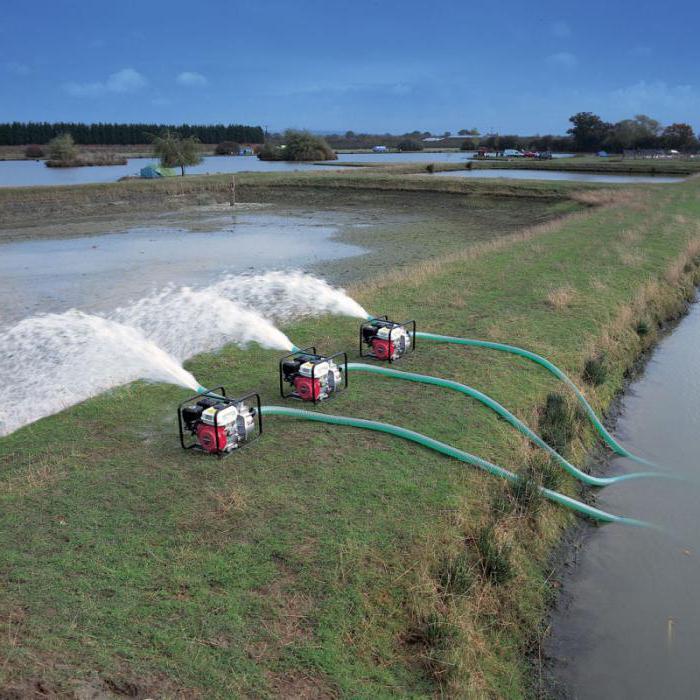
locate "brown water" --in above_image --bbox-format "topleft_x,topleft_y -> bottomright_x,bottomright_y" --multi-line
546,299 -> 700,698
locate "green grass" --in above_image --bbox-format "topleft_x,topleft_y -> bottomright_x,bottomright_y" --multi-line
1,176 -> 700,697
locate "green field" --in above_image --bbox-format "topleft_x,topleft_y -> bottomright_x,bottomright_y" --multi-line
1,173 -> 699,697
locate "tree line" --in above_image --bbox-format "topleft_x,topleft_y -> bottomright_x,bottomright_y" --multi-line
567,113 -> 697,152
0,122 -> 265,146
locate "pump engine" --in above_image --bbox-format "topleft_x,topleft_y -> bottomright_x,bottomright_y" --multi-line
360,316 -> 416,362
279,347 -> 348,403
178,388 -> 262,455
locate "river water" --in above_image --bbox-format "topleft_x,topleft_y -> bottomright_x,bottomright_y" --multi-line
546,299 -> 700,698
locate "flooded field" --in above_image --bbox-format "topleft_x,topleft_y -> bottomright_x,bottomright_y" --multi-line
0,211 -> 368,326
547,299 -> 700,698
434,168 -> 685,184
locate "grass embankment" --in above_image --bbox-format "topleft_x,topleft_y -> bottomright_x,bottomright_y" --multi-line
1,178 -> 700,697
466,155 -> 700,176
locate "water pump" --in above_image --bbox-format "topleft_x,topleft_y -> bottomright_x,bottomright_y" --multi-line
279,347 -> 348,403
178,388 -> 262,456
360,316 -> 416,362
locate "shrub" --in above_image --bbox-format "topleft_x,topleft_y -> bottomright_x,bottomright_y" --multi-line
258,130 -> 336,161
24,144 -> 45,158
460,139 -> 477,151
582,355 -> 607,386
471,526 -> 513,585
48,133 -> 78,163
539,392 -> 578,454
397,139 -> 423,152
426,163 -> 435,173
215,141 -> 241,155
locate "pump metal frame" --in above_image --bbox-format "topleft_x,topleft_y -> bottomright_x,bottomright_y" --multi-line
279,346 -> 349,404
359,316 -> 416,363
178,387 -> 263,457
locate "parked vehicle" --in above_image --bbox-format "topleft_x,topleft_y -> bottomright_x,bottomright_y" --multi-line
503,148 -> 524,157
537,151 -> 553,160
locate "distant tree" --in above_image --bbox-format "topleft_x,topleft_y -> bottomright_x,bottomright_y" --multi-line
443,131 -> 452,137
662,123 -> 696,151
344,130 -> 356,139
605,115 -> 662,151
48,133 -> 78,163
24,144 -> 44,158
215,140 -> 241,155
152,130 -> 202,175
458,129 -> 469,136
567,112 -> 611,152
397,139 -> 424,151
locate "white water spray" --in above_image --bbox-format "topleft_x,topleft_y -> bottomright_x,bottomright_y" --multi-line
112,286 -> 295,360
213,271 -> 370,322
0,310 -> 200,436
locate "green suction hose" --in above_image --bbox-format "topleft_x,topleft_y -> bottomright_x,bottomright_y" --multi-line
415,331 -> 657,469
261,405 -> 647,527
346,363 -> 660,487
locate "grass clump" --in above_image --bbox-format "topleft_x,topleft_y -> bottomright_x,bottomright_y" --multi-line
436,551 -> 474,597
470,526 -> 513,585
527,450 -> 563,492
539,392 -> 579,454
635,318 -> 651,336
582,354 -> 608,386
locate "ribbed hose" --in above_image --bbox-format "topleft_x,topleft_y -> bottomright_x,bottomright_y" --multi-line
261,405 -> 647,527
416,331 -> 657,469
346,363 -> 659,487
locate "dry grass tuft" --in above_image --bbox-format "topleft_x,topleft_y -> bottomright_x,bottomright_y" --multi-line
545,285 -> 576,311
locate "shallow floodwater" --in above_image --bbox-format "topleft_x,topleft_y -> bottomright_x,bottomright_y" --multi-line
0,212 -> 365,326
434,168 -> 684,184
547,299 -> 700,698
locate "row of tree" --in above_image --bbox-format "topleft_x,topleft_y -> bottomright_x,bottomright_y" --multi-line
0,122 -> 264,146
567,113 -> 697,152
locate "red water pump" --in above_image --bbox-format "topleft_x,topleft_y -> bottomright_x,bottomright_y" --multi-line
178,388 -> 262,456
360,316 -> 416,362
279,347 -> 348,403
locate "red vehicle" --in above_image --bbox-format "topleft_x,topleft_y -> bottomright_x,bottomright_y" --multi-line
523,151 -> 538,158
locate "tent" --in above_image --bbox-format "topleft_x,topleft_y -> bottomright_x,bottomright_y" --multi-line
140,164 -> 176,178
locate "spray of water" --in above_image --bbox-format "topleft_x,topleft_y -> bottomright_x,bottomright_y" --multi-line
112,286 -> 295,360
213,271 -> 370,322
0,310 -> 201,436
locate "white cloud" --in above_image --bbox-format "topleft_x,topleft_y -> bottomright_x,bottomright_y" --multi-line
64,68 -> 147,97
3,61 -> 30,76
176,71 -> 208,87
551,20 -> 571,38
610,81 -> 699,114
546,52 -> 578,68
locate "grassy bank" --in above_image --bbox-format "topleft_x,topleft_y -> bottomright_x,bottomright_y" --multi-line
1,176 -> 700,697
466,155 -> 700,176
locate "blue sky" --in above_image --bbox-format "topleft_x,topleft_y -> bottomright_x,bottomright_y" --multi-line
1,0 -> 698,134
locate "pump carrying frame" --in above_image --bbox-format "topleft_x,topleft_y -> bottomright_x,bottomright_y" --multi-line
279,346 -> 349,404
359,315 -> 416,363
178,387 -> 263,456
